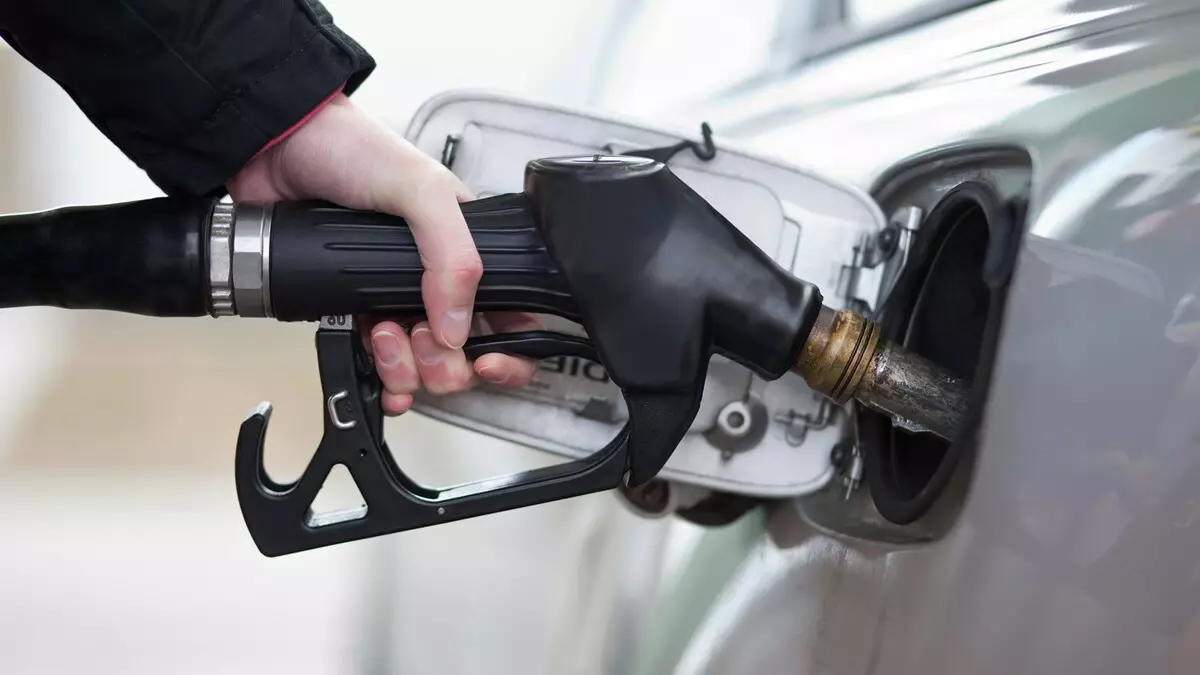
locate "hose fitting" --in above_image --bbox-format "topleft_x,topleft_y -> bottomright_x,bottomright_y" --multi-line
795,307 -> 880,404
793,306 -> 971,443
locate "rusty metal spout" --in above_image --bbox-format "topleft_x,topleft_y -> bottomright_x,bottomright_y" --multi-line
793,306 -> 971,443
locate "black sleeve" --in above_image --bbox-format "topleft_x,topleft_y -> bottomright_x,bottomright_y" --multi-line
0,1 -> 376,197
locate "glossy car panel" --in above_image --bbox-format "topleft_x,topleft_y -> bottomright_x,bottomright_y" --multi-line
623,1 -> 1200,673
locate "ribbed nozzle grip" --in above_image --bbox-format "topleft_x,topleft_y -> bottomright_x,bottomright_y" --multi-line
267,194 -> 578,322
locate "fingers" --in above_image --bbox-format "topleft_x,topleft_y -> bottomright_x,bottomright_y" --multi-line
409,321 -> 475,395
473,312 -> 541,388
368,321 -> 421,416
382,392 -> 414,416
363,312 -> 544,415
396,166 -> 481,351
375,160 -> 481,351
365,319 -> 474,416
474,353 -> 538,388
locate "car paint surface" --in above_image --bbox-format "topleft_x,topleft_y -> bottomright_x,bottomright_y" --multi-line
623,1 -> 1200,673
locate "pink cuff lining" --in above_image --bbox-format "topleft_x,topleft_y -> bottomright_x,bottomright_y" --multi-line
251,83 -> 345,160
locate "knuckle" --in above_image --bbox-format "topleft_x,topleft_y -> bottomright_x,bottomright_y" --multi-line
382,375 -> 417,396
450,257 -> 484,286
421,243 -> 482,283
444,366 -> 476,394
423,379 -> 456,396
428,252 -> 482,290
419,368 -> 460,396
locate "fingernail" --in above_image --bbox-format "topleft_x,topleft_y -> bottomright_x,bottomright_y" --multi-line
410,326 -> 442,365
440,308 -> 471,348
478,365 -> 510,386
372,331 -> 404,367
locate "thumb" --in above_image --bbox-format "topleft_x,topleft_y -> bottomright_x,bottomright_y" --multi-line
390,165 -> 482,349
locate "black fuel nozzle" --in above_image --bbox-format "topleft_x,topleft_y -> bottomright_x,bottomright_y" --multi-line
0,155 -> 968,558
229,155 -> 825,556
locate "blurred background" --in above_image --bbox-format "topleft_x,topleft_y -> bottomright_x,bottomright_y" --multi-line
0,2 -> 793,674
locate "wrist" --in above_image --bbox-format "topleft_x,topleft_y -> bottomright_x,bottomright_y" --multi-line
252,85 -> 347,162
227,86 -> 348,200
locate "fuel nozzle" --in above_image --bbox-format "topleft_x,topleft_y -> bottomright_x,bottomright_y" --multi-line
793,306 -> 971,443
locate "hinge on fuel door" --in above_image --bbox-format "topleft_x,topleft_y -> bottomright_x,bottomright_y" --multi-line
837,205 -> 924,314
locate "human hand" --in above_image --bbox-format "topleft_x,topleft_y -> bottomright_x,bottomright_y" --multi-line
227,92 -> 539,415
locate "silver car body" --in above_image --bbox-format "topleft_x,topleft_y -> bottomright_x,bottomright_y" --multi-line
411,1 -> 1200,673
602,1 -> 1200,673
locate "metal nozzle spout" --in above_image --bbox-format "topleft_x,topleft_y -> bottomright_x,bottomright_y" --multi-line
793,306 -> 971,443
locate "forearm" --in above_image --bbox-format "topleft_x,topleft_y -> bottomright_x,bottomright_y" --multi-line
0,1 -> 375,197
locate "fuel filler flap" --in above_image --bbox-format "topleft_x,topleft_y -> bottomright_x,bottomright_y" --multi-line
402,91 -> 887,498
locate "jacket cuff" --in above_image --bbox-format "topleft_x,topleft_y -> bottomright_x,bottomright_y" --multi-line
248,83 -> 346,162
147,11 -> 375,197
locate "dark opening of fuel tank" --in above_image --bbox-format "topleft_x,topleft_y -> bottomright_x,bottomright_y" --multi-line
859,182 -> 1011,525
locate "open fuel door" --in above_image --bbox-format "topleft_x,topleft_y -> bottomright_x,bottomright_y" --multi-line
403,91 -> 888,500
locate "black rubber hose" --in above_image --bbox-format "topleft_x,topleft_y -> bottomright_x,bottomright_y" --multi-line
0,197 -> 212,317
